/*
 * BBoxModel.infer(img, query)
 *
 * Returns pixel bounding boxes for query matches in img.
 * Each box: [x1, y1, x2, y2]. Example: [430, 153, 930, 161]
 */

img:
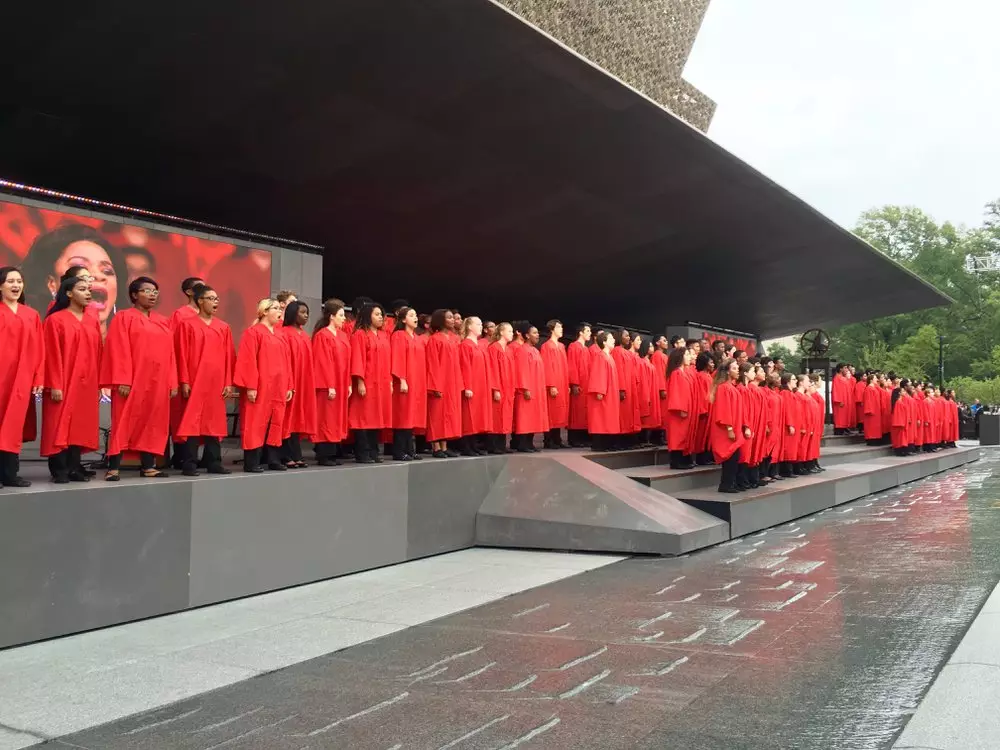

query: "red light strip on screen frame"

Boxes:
[0, 178, 322, 251]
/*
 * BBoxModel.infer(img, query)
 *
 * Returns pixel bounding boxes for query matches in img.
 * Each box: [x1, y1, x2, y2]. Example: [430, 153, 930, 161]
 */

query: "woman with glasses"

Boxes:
[99, 276, 177, 480]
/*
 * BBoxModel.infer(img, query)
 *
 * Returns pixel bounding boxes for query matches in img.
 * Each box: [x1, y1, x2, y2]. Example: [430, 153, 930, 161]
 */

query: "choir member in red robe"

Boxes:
[708, 359, 745, 493]
[167, 277, 204, 468]
[611, 330, 638, 447]
[44, 265, 99, 323]
[587, 331, 621, 451]
[760, 372, 784, 482]
[664, 346, 696, 469]
[513, 322, 548, 451]
[0, 267, 43, 487]
[743, 365, 771, 487]
[566, 323, 592, 447]
[831, 363, 854, 434]
[312, 299, 351, 465]
[639, 342, 662, 445]
[777, 372, 801, 477]
[882, 375, 895, 444]
[862, 373, 884, 445]
[486, 323, 515, 454]
[41, 276, 102, 483]
[853, 370, 867, 433]
[100, 276, 178, 480]
[277, 301, 317, 468]
[234, 298, 293, 471]
[425, 309, 462, 458]
[890, 380, 914, 455]
[690, 352, 714, 464]
[807, 375, 826, 472]
[943, 390, 959, 447]
[540, 320, 569, 449]
[390, 307, 427, 461]
[479, 321, 496, 351]
[174, 285, 234, 476]
[346, 301, 392, 463]
[649, 336, 670, 446]
[457, 316, 491, 456]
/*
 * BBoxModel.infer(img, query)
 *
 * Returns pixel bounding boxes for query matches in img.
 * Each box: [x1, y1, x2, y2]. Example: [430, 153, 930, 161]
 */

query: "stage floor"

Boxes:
[41, 452, 1000, 750]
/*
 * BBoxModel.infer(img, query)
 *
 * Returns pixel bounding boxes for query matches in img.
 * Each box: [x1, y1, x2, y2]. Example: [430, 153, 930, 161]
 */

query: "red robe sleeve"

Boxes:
[234, 326, 261, 391]
[713, 384, 736, 427]
[514, 345, 531, 393]
[459, 338, 474, 391]
[312, 331, 336, 390]
[587, 353, 608, 396]
[486, 344, 501, 394]
[426, 335, 443, 394]
[391, 330, 408, 383]
[891, 397, 906, 429]
[666, 370, 691, 414]
[177, 322, 193, 386]
[100, 311, 134, 388]
[43, 315, 66, 393]
[350, 329, 368, 382]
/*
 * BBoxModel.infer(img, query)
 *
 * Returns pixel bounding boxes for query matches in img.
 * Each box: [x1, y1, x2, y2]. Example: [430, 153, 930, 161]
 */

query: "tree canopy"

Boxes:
[825, 199, 1000, 398]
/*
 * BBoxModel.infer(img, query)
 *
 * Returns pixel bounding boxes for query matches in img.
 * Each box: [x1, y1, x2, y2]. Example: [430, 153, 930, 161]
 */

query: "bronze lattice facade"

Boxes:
[496, 0, 716, 132]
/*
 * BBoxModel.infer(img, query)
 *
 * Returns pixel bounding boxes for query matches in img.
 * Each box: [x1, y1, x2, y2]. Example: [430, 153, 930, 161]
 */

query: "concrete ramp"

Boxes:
[475, 454, 730, 556]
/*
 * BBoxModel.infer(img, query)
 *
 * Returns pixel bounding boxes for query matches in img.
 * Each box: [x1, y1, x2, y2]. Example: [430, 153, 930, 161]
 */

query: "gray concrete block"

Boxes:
[949, 613, 1000, 667]
[0, 483, 192, 649]
[730, 492, 792, 537]
[301, 251, 323, 298]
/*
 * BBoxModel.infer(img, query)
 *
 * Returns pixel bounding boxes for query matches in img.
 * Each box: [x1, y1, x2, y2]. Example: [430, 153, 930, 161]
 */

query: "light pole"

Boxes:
[938, 335, 945, 389]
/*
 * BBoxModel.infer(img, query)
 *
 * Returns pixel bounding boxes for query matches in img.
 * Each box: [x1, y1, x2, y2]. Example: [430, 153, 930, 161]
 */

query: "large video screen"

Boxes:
[0, 199, 271, 343]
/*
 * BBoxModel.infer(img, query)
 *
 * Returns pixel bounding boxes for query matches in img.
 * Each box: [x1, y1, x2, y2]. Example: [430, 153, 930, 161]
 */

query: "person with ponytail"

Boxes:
[41, 275, 101, 483]
[174, 284, 234, 476]
[311, 299, 351, 466]
[458, 316, 491, 456]
[234, 298, 293, 472]
[708, 358, 745, 493]
[485, 322, 515, 454]
[100, 276, 177, 480]
[390, 307, 426, 461]
[890, 378, 913, 456]
[587, 331, 621, 452]
[664, 346, 695, 469]
[776, 372, 800, 478]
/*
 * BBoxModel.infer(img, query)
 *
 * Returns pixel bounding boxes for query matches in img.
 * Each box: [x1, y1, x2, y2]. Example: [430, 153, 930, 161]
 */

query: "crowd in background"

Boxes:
[0, 267, 963, 492]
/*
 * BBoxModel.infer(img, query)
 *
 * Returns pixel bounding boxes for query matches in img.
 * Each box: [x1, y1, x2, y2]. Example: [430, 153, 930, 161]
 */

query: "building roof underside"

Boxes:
[0, 0, 948, 337]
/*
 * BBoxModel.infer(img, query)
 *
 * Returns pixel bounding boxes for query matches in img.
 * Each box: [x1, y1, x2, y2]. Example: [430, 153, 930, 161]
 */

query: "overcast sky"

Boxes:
[684, 0, 999, 230]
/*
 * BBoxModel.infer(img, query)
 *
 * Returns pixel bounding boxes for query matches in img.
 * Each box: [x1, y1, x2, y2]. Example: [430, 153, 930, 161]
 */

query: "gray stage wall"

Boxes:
[0, 458, 506, 650]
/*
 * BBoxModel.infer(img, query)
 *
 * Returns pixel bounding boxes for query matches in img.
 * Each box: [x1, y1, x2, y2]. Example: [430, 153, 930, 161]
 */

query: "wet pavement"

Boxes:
[49, 453, 1000, 750]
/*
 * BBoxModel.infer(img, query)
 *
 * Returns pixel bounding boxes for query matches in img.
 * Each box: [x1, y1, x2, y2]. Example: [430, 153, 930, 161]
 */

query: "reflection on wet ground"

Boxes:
[60, 455, 1000, 749]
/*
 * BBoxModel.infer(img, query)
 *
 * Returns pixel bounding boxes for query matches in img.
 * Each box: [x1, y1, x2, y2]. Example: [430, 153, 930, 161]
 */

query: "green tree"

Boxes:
[886, 325, 940, 380]
[763, 341, 801, 373]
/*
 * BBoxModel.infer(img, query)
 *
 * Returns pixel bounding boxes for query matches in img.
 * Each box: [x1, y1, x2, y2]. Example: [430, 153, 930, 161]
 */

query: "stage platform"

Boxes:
[0, 439, 980, 651]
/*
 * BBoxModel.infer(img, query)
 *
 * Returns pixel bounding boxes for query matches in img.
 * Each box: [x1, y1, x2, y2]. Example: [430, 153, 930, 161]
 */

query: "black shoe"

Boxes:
[317, 458, 340, 466]
[267, 463, 288, 471]
[182, 466, 200, 477]
[2, 477, 30, 487]
[432, 451, 449, 459]
[52, 474, 70, 484]
[207, 465, 232, 475]
[356, 457, 376, 464]
[393, 454, 413, 461]
[718, 486, 740, 494]
[244, 465, 264, 473]
[68, 471, 90, 482]
[409, 453, 424, 461]
[444, 450, 460, 458]
[81, 467, 97, 477]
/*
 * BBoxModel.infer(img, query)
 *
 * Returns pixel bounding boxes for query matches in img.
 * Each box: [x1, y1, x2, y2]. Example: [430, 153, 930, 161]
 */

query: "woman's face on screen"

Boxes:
[50, 241, 117, 325]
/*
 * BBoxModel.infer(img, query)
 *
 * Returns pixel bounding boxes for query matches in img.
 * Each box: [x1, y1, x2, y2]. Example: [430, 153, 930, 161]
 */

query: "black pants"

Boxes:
[48, 445, 83, 479]
[544, 428, 563, 448]
[281, 434, 304, 463]
[178, 437, 222, 470]
[0, 450, 24, 484]
[392, 428, 414, 459]
[513, 433, 536, 452]
[109, 452, 156, 471]
[244, 444, 280, 470]
[354, 429, 379, 462]
[718, 453, 740, 490]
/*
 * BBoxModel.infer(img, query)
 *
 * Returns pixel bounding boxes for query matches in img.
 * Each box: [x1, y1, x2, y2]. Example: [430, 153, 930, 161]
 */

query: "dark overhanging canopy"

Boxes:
[0, 0, 948, 338]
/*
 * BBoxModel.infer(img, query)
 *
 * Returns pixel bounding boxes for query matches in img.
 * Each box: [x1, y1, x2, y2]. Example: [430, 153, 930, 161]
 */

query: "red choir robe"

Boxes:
[175, 317, 234, 440]
[947, 401, 960, 442]
[636, 357, 654, 428]
[567, 340, 591, 431]
[41, 309, 101, 456]
[862, 384, 883, 441]
[541, 339, 569, 429]
[487, 341, 514, 435]
[513, 342, 549, 435]
[762, 387, 784, 462]
[665, 367, 693, 453]
[425, 331, 462, 441]
[100, 308, 177, 455]
[831, 374, 853, 430]
[708, 381, 745, 463]
[312, 327, 351, 444]
[348, 328, 392, 431]
[853, 378, 867, 427]
[0, 303, 43, 453]
[587, 350, 620, 435]
[234, 323, 290, 449]
[168, 305, 200, 440]
[611, 346, 638, 435]
[912, 392, 926, 448]
[794, 391, 811, 461]
[391, 329, 427, 430]
[809, 392, 824, 459]
[478, 336, 490, 351]
[46, 298, 98, 322]
[652, 350, 670, 429]
[279, 326, 317, 438]
[688, 369, 712, 455]
[743, 384, 769, 466]
[881, 387, 892, 437]
[640, 358, 662, 429]
[927, 397, 941, 445]
[779, 389, 801, 462]
[460, 337, 491, 435]
[891, 395, 911, 449]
